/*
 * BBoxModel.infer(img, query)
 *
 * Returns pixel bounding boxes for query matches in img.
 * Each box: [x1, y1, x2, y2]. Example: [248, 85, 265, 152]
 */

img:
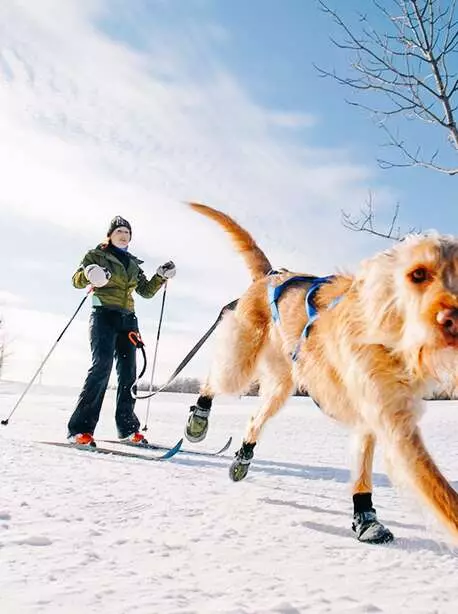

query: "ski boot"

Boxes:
[185, 396, 212, 443]
[119, 432, 149, 446]
[68, 433, 96, 448]
[352, 509, 394, 544]
[229, 441, 256, 482]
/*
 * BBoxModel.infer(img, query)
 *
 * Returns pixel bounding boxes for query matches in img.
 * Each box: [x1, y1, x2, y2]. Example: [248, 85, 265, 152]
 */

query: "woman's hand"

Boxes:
[84, 264, 111, 288]
[156, 261, 176, 280]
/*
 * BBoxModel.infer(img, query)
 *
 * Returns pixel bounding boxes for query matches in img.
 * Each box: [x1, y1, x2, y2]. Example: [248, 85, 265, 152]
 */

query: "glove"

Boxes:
[156, 261, 176, 280]
[84, 264, 111, 288]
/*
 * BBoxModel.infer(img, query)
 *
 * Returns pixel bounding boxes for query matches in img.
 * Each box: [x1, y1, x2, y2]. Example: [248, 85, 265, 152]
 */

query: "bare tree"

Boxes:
[342, 195, 401, 240]
[317, 0, 458, 175]
[341, 192, 420, 240]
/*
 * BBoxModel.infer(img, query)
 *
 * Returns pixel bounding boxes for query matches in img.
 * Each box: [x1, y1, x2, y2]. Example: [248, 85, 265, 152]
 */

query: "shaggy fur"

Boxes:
[190, 202, 458, 540]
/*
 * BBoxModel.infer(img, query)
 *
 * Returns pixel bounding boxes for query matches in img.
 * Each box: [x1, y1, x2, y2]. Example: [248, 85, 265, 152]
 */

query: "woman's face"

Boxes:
[110, 227, 131, 248]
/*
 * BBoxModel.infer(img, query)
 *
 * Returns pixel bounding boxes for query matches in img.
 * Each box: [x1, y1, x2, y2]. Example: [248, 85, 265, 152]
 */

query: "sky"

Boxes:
[1, 0, 457, 388]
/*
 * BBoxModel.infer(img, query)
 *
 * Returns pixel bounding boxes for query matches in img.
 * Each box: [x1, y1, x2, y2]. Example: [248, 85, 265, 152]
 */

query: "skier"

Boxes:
[67, 215, 176, 447]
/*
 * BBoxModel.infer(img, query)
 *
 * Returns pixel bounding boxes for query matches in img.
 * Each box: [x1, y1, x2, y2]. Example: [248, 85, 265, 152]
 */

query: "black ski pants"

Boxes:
[68, 308, 141, 438]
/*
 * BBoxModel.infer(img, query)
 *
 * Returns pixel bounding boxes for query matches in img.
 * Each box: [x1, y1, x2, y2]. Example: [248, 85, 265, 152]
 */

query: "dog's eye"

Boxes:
[410, 267, 429, 284]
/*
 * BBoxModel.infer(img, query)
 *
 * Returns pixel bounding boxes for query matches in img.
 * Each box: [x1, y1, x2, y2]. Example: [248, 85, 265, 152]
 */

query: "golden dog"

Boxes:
[184, 202, 458, 544]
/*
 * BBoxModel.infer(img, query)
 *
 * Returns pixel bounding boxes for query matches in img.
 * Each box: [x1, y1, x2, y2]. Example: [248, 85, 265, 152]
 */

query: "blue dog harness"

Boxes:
[268, 274, 342, 361]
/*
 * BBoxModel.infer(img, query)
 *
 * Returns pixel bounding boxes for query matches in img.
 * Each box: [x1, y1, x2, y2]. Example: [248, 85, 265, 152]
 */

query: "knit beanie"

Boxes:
[107, 215, 132, 237]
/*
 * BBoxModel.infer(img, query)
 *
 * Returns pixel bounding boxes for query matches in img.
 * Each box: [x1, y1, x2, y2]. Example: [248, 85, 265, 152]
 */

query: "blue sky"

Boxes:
[1, 0, 456, 387]
[97, 0, 457, 231]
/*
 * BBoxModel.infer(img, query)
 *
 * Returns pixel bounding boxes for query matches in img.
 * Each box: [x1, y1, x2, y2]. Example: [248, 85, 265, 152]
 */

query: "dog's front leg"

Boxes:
[229, 373, 293, 482]
[374, 403, 458, 542]
[351, 431, 394, 543]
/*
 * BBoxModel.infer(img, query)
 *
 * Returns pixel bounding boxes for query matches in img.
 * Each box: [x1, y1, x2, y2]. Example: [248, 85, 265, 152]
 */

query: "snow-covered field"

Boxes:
[1, 381, 458, 614]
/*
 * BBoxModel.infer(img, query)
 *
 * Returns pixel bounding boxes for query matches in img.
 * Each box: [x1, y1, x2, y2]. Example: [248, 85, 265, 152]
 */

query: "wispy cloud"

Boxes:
[266, 111, 316, 129]
[0, 291, 25, 307]
[0, 0, 397, 384]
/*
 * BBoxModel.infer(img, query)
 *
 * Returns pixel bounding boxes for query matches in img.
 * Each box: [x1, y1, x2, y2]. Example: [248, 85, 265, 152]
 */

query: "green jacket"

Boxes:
[72, 244, 165, 312]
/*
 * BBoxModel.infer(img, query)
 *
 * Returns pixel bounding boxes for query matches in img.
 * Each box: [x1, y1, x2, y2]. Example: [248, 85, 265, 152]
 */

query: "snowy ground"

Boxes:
[1, 381, 458, 614]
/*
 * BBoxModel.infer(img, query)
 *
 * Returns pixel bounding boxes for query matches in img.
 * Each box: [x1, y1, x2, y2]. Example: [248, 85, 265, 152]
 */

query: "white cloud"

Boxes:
[266, 111, 316, 129]
[1, 303, 214, 388]
[0, 0, 398, 384]
[0, 291, 25, 306]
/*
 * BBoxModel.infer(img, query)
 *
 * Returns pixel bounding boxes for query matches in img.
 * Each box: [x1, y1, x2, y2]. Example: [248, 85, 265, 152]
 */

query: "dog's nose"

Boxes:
[437, 308, 458, 337]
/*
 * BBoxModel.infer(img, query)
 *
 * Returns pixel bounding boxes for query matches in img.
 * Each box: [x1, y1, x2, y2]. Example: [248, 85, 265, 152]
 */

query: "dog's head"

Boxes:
[356, 232, 458, 381]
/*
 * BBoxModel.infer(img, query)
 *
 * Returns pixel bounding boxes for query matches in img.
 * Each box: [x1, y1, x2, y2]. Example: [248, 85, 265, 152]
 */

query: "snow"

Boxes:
[1, 381, 458, 614]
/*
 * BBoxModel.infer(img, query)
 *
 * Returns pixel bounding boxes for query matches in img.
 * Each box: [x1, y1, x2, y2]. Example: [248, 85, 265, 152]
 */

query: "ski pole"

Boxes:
[1, 289, 92, 426]
[142, 282, 168, 431]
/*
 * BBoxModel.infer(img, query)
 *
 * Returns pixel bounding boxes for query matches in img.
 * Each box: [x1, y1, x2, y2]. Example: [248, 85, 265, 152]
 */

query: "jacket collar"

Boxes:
[95, 243, 144, 265]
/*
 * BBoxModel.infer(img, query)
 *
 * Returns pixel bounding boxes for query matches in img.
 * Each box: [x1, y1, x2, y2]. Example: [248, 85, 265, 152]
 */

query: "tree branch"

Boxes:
[341, 195, 404, 240]
[317, 0, 458, 173]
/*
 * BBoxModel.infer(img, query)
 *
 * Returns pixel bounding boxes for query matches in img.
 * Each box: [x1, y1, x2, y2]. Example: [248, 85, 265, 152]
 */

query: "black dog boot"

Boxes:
[352, 509, 394, 544]
[185, 396, 212, 443]
[229, 441, 256, 482]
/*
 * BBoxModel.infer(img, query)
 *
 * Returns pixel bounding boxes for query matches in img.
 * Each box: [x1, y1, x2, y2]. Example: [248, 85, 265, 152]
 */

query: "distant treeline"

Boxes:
[133, 378, 458, 400]
[137, 377, 202, 394]
[135, 378, 309, 396]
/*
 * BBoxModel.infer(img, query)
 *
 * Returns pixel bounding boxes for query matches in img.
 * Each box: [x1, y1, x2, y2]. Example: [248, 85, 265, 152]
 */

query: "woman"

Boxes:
[67, 215, 176, 447]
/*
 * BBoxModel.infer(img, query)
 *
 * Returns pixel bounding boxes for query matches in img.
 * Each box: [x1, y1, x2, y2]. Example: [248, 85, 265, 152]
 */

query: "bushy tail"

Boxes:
[189, 203, 272, 281]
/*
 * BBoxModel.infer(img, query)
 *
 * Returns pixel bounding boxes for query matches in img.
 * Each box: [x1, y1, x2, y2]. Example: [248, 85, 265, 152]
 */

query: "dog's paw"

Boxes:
[229, 458, 251, 482]
[229, 442, 256, 482]
[185, 405, 210, 443]
[352, 510, 394, 544]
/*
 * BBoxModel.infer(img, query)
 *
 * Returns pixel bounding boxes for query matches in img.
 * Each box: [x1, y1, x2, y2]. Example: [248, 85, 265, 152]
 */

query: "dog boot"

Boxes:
[185, 404, 211, 442]
[352, 509, 394, 544]
[229, 441, 256, 482]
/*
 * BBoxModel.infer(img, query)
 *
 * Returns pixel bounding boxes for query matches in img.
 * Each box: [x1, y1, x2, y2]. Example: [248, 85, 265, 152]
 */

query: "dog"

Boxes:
[184, 202, 458, 544]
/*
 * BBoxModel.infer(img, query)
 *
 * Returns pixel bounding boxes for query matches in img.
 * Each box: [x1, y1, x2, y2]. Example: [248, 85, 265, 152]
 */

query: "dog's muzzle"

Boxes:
[437, 307, 458, 339]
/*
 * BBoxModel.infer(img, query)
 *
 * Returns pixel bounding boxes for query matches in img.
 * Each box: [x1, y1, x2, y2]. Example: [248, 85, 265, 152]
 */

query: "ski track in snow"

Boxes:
[1, 381, 458, 614]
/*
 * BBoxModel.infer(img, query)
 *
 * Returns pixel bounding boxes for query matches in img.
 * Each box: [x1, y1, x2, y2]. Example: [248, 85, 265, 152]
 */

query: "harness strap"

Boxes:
[268, 275, 319, 323]
[302, 276, 337, 339]
[131, 298, 239, 400]
[292, 276, 338, 360]
[268, 274, 342, 361]
[128, 331, 147, 380]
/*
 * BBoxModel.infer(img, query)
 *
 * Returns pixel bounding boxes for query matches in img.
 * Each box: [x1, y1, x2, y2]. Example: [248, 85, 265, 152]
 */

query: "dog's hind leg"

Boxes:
[352, 431, 376, 495]
[351, 432, 394, 543]
[229, 347, 294, 481]
[185, 309, 269, 443]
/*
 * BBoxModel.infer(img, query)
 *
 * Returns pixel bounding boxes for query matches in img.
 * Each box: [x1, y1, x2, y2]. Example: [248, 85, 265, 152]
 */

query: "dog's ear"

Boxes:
[440, 240, 458, 296]
[356, 249, 397, 296]
[355, 249, 402, 345]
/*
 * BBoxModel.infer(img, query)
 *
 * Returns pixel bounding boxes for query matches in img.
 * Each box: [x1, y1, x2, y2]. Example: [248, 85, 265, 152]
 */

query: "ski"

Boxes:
[101, 435, 233, 457]
[180, 435, 233, 457]
[38, 438, 183, 461]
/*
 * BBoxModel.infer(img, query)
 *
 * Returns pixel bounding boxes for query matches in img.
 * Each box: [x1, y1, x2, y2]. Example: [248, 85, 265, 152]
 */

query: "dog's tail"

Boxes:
[189, 203, 272, 281]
